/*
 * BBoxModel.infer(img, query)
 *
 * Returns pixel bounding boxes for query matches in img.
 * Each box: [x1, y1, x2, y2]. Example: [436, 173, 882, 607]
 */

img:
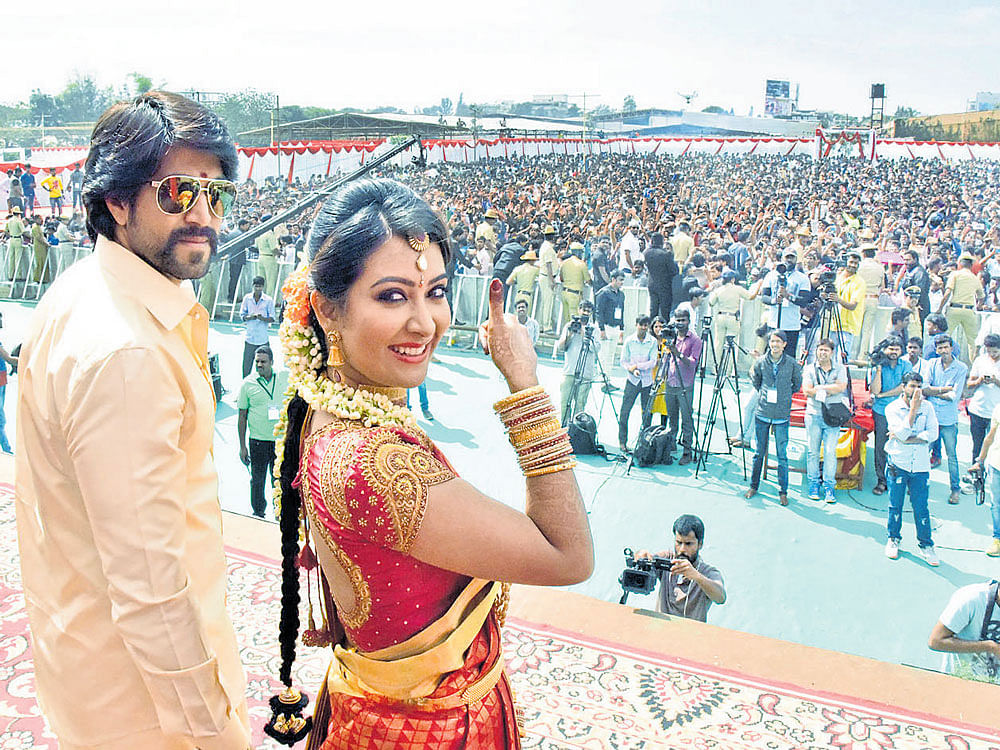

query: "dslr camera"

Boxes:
[619, 548, 674, 596]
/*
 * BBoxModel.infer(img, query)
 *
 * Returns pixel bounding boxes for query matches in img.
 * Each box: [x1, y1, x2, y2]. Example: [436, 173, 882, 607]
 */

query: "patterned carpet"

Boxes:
[1, 484, 998, 749]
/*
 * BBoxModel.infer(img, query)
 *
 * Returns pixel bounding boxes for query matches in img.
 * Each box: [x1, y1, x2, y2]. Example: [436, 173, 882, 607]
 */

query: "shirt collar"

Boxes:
[96, 235, 198, 331]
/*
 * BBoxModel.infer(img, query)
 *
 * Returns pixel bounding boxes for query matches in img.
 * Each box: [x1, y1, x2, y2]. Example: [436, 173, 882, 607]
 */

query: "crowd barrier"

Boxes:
[5, 134, 1000, 209]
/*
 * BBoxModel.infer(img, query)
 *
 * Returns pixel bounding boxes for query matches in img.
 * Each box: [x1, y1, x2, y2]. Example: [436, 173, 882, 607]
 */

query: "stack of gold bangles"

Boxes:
[494, 386, 576, 477]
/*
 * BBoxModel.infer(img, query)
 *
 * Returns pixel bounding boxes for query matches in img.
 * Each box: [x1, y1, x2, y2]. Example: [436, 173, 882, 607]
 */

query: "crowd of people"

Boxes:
[4, 95, 1000, 750]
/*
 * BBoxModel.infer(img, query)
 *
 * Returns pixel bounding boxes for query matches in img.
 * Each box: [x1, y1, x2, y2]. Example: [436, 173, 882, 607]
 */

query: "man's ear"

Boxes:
[105, 196, 129, 228]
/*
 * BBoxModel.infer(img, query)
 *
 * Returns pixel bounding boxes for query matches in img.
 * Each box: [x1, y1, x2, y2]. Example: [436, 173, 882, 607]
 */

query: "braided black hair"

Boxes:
[272, 177, 450, 697]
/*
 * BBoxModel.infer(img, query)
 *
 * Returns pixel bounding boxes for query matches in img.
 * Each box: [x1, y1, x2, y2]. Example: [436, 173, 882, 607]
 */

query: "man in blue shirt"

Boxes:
[20, 166, 36, 218]
[239, 275, 275, 378]
[617, 316, 658, 453]
[869, 336, 911, 495]
[925, 335, 969, 503]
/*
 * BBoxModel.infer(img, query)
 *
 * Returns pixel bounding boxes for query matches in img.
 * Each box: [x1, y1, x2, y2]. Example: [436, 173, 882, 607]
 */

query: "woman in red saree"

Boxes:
[265, 178, 593, 748]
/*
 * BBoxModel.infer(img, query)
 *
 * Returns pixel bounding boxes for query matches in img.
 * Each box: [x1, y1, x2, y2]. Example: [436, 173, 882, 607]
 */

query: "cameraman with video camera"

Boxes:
[662, 308, 703, 465]
[633, 514, 726, 622]
[760, 250, 810, 358]
[817, 252, 865, 362]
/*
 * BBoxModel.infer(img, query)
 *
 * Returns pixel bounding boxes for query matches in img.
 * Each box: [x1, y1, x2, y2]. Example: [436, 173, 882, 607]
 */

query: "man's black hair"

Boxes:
[984, 333, 1000, 349]
[673, 514, 705, 545]
[82, 91, 237, 243]
[925, 313, 947, 332]
[252, 275, 266, 285]
[901, 370, 924, 386]
[890, 308, 911, 324]
[636, 315, 651, 326]
[934, 333, 952, 348]
[254, 345, 273, 361]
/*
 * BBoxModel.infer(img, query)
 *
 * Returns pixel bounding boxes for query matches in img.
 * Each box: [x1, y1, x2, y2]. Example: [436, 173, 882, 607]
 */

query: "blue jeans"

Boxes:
[741, 389, 760, 444]
[0, 384, 9, 453]
[805, 413, 839, 487]
[407, 383, 429, 411]
[989, 467, 1000, 539]
[750, 418, 789, 492]
[886, 463, 933, 548]
[935, 423, 960, 493]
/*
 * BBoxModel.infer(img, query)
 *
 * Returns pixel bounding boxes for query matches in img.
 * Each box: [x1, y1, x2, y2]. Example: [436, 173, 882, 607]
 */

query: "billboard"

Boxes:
[764, 79, 792, 117]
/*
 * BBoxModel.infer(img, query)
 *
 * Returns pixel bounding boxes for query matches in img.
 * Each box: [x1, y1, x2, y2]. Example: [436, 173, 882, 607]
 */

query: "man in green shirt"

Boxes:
[237, 345, 288, 518]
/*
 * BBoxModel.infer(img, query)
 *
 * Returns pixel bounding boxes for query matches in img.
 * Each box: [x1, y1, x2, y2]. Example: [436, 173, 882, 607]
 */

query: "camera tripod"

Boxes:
[624, 337, 677, 475]
[798, 297, 856, 409]
[695, 334, 748, 479]
[561, 325, 620, 428]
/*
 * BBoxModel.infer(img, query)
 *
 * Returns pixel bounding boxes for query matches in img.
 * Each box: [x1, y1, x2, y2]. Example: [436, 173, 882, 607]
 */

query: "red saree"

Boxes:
[299, 419, 521, 749]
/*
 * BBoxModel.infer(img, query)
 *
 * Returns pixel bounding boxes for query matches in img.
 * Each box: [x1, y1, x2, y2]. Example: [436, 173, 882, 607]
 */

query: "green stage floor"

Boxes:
[3, 299, 997, 679]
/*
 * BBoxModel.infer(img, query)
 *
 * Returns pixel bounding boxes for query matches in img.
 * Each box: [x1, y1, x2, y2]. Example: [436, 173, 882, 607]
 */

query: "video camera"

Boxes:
[568, 314, 594, 339]
[819, 269, 838, 295]
[969, 464, 987, 506]
[619, 548, 674, 596]
[869, 337, 901, 368]
[773, 262, 789, 287]
[659, 322, 678, 346]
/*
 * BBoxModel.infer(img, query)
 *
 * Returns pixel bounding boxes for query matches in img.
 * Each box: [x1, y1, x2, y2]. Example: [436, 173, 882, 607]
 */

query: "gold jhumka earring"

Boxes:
[326, 330, 345, 368]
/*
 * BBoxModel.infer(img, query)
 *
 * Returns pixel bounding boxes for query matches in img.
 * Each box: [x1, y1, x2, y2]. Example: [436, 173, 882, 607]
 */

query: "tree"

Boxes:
[702, 105, 727, 114]
[58, 74, 113, 123]
[893, 105, 919, 119]
[29, 90, 61, 125]
[440, 97, 453, 116]
[623, 95, 637, 114]
[130, 73, 154, 95]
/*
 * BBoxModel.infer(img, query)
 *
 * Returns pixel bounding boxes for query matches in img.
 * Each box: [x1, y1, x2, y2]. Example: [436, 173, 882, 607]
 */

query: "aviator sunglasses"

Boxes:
[149, 175, 238, 218]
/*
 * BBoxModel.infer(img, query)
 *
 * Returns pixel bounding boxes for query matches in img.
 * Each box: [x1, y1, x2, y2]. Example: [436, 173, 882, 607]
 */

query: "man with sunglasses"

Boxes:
[15, 92, 250, 750]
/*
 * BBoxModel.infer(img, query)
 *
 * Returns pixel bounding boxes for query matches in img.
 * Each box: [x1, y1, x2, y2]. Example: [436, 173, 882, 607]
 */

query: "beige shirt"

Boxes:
[15, 236, 249, 750]
[708, 283, 751, 315]
[671, 232, 693, 266]
[946, 268, 983, 306]
[858, 258, 885, 296]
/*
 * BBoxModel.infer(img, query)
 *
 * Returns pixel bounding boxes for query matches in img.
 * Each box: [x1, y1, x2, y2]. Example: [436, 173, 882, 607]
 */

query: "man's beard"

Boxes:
[149, 227, 218, 280]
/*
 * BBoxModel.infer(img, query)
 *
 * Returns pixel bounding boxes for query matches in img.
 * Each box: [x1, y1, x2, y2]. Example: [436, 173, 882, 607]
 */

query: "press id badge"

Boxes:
[268, 407, 280, 421]
[765, 388, 778, 404]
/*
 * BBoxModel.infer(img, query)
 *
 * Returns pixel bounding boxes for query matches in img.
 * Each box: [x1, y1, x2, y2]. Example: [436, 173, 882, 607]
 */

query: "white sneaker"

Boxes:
[884, 539, 900, 560]
[918, 546, 941, 567]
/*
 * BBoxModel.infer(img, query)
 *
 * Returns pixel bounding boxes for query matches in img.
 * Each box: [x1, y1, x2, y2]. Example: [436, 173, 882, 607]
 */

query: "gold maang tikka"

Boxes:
[407, 232, 430, 285]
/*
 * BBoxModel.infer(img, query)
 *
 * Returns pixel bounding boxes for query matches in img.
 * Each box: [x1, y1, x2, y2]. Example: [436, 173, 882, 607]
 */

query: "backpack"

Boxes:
[568, 413, 604, 456]
[633, 425, 676, 467]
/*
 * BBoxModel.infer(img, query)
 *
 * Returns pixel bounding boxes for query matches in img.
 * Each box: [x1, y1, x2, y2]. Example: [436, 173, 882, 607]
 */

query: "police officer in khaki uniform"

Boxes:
[855, 242, 886, 361]
[508, 248, 540, 309]
[537, 225, 559, 332]
[940, 253, 984, 364]
[475, 207, 499, 253]
[559, 241, 591, 327]
[707, 270, 751, 372]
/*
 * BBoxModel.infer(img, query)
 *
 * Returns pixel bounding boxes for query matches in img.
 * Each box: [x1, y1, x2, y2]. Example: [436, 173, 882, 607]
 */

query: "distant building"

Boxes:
[970, 92, 1000, 112]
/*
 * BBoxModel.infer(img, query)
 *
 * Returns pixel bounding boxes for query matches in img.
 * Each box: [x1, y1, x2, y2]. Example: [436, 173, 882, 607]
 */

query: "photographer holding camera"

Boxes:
[634, 514, 726, 622]
[760, 250, 810, 358]
[870, 336, 910, 495]
[556, 299, 599, 423]
[966, 333, 1000, 466]
[662, 308, 703, 465]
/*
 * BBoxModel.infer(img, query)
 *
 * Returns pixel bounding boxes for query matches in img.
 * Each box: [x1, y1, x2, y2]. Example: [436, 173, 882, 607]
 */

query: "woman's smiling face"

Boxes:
[312, 235, 450, 389]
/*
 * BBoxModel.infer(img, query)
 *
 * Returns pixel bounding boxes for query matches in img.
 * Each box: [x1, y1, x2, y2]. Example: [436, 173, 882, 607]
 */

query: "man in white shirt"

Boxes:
[617, 315, 658, 452]
[618, 219, 643, 274]
[884, 371, 940, 566]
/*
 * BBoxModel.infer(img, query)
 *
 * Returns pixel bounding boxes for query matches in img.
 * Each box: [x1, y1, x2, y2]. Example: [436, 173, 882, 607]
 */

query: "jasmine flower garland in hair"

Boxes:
[272, 263, 417, 520]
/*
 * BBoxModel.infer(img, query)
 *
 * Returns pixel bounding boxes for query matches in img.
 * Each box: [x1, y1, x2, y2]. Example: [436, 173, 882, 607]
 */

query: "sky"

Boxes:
[6, 0, 998, 118]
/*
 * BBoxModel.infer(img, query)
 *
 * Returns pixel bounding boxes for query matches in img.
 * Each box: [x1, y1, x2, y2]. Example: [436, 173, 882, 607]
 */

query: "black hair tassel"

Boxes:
[264, 686, 313, 746]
